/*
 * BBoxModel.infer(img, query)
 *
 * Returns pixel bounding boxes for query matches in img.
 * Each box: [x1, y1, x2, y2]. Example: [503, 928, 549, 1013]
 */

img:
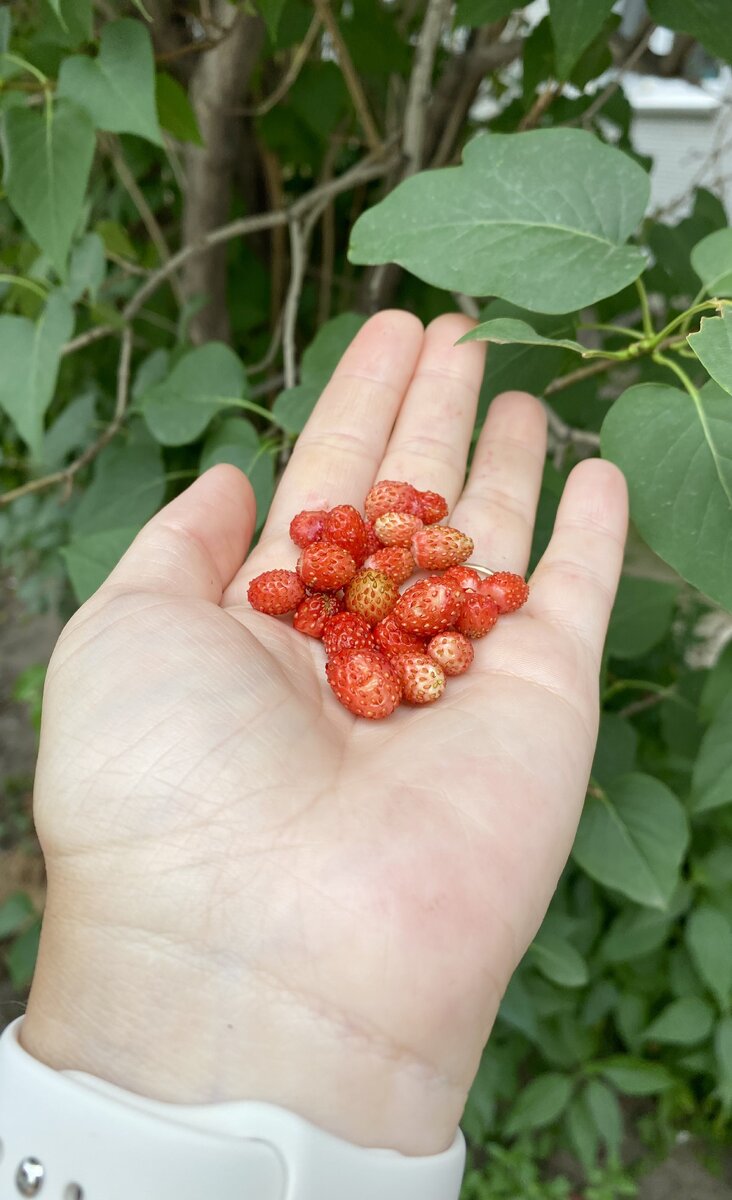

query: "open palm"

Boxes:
[24, 312, 627, 1157]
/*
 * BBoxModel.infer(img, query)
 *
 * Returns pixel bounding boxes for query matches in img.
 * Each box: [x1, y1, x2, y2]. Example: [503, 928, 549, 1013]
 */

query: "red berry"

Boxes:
[326, 649, 401, 720]
[298, 541, 356, 591]
[364, 546, 415, 586]
[248, 569, 305, 615]
[373, 613, 426, 660]
[393, 578, 464, 637]
[427, 630, 474, 676]
[322, 504, 369, 566]
[289, 509, 327, 549]
[456, 593, 499, 639]
[417, 490, 449, 525]
[363, 522, 382, 557]
[442, 565, 481, 592]
[373, 511, 423, 547]
[322, 611, 375, 659]
[392, 650, 446, 705]
[345, 568, 399, 626]
[478, 571, 529, 613]
[364, 480, 421, 522]
[411, 526, 474, 570]
[293, 592, 342, 638]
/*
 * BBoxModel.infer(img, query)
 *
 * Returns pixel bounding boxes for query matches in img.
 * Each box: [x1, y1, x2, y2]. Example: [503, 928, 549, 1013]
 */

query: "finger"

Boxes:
[376, 314, 486, 509]
[528, 459, 628, 660]
[264, 310, 423, 536]
[223, 310, 424, 605]
[450, 390, 547, 574]
[103, 464, 256, 603]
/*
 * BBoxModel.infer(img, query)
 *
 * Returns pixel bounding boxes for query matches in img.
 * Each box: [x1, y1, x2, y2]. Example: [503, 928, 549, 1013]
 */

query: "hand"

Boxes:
[22, 312, 627, 1155]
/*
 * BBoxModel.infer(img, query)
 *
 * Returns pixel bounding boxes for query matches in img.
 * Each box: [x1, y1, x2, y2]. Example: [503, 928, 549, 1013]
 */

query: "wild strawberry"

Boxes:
[456, 593, 499, 639]
[442, 565, 482, 592]
[373, 613, 426, 660]
[293, 592, 342, 638]
[298, 541, 356, 591]
[248, 569, 305, 615]
[322, 611, 375, 659]
[373, 511, 423, 547]
[290, 509, 327, 549]
[326, 649, 401, 719]
[393, 578, 464, 637]
[364, 546, 415, 586]
[345, 568, 398, 626]
[392, 650, 446, 705]
[322, 505, 368, 566]
[364, 480, 421, 522]
[478, 571, 529, 613]
[363, 522, 381, 557]
[411, 526, 474, 570]
[417, 490, 449, 525]
[427, 630, 474, 676]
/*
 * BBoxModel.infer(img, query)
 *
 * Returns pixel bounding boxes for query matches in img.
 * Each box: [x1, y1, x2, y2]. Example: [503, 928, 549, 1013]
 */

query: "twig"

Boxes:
[62, 324, 116, 357]
[243, 15, 321, 116]
[542, 401, 601, 453]
[429, 33, 523, 168]
[313, 0, 383, 152]
[453, 293, 479, 318]
[575, 22, 655, 129]
[618, 689, 675, 719]
[544, 357, 620, 396]
[402, 0, 450, 173]
[283, 220, 306, 390]
[105, 137, 183, 303]
[519, 82, 562, 132]
[1, 327, 134, 507]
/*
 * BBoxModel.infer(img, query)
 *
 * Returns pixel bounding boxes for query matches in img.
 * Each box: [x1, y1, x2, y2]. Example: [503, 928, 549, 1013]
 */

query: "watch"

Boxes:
[0, 1016, 466, 1199]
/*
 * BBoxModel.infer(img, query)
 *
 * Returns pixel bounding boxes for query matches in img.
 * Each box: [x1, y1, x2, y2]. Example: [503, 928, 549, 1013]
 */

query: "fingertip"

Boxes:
[489, 391, 548, 440]
[561, 457, 629, 536]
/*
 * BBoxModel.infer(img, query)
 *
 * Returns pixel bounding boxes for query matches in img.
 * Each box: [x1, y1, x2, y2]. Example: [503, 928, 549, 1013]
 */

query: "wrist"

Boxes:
[22, 897, 469, 1156]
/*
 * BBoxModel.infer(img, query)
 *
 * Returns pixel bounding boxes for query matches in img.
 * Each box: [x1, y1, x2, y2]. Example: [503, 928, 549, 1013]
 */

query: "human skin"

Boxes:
[21, 311, 628, 1156]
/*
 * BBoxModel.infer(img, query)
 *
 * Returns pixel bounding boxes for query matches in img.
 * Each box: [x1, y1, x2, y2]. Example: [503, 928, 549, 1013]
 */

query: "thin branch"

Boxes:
[542, 401, 601, 452]
[105, 137, 183, 303]
[243, 15, 321, 116]
[519, 82, 562, 132]
[283, 220, 306, 390]
[453, 292, 480, 318]
[62, 324, 115, 357]
[575, 22, 655, 129]
[429, 33, 523, 167]
[544, 357, 620, 397]
[313, 0, 383, 152]
[403, 0, 450, 173]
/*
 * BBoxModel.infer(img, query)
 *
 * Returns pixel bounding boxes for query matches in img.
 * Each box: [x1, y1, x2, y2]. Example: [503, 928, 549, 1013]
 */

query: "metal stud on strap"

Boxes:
[15, 1157, 45, 1195]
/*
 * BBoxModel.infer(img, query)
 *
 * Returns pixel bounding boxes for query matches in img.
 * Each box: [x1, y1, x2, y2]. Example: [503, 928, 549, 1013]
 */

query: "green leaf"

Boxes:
[688, 310, 732, 395]
[62, 526, 140, 602]
[591, 713, 637, 789]
[0, 891, 35, 939]
[271, 384, 319, 436]
[648, 0, 732, 68]
[58, 20, 163, 145]
[692, 694, 732, 813]
[458, 318, 587, 355]
[5, 919, 41, 989]
[701, 641, 732, 720]
[0, 5, 12, 51]
[72, 424, 165, 535]
[685, 905, 732, 1012]
[601, 380, 732, 612]
[498, 972, 540, 1041]
[257, 0, 288, 40]
[42, 391, 96, 468]
[606, 575, 678, 659]
[584, 1079, 623, 1159]
[601, 905, 674, 965]
[691, 229, 732, 298]
[528, 926, 589, 988]
[156, 72, 203, 146]
[200, 417, 275, 524]
[272, 313, 367, 434]
[572, 773, 688, 910]
[455, 0, 523, 25]
[504, 1072, 573, 1136]
[12, 664, 47, 734]
[3, 99, 96, 274]
[96, 218, 138, 262]
[715, 1015, 732, 1107]
[644, 996, 715, 1046]
[66, 232, 106, 302]
[565, 1095, 599, 1172]
[0, 291, 74, 459]
[140, 343, 248, 446]
[597, 1056, 675, 1096]
[549, 0, 615, 80]
[349, 130, 650, 315]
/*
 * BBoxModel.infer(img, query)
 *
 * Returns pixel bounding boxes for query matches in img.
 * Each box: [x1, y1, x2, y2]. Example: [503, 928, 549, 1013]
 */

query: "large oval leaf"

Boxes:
[504, 1072, 573, 1136]
[691, 229, 732, 297]
[349, 129, 649, 314]
[572, 773, 688, 910]
[140, 343, 248, 445]
[57, 19, 162, 145]
[692, 694, 732, 814]
[601, 380, 732, 611]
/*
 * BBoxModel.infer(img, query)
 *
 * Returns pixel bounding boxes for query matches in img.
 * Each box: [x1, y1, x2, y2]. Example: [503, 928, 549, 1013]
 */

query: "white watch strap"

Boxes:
[0, 1017, 466, 1200]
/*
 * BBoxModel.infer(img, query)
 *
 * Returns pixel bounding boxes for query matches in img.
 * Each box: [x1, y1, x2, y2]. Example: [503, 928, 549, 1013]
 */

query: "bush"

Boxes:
[1, 1, 732, 1193]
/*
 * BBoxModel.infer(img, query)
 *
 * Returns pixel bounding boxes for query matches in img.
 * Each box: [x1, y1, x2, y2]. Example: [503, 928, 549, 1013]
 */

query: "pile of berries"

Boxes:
[248, 480, 528, 720]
